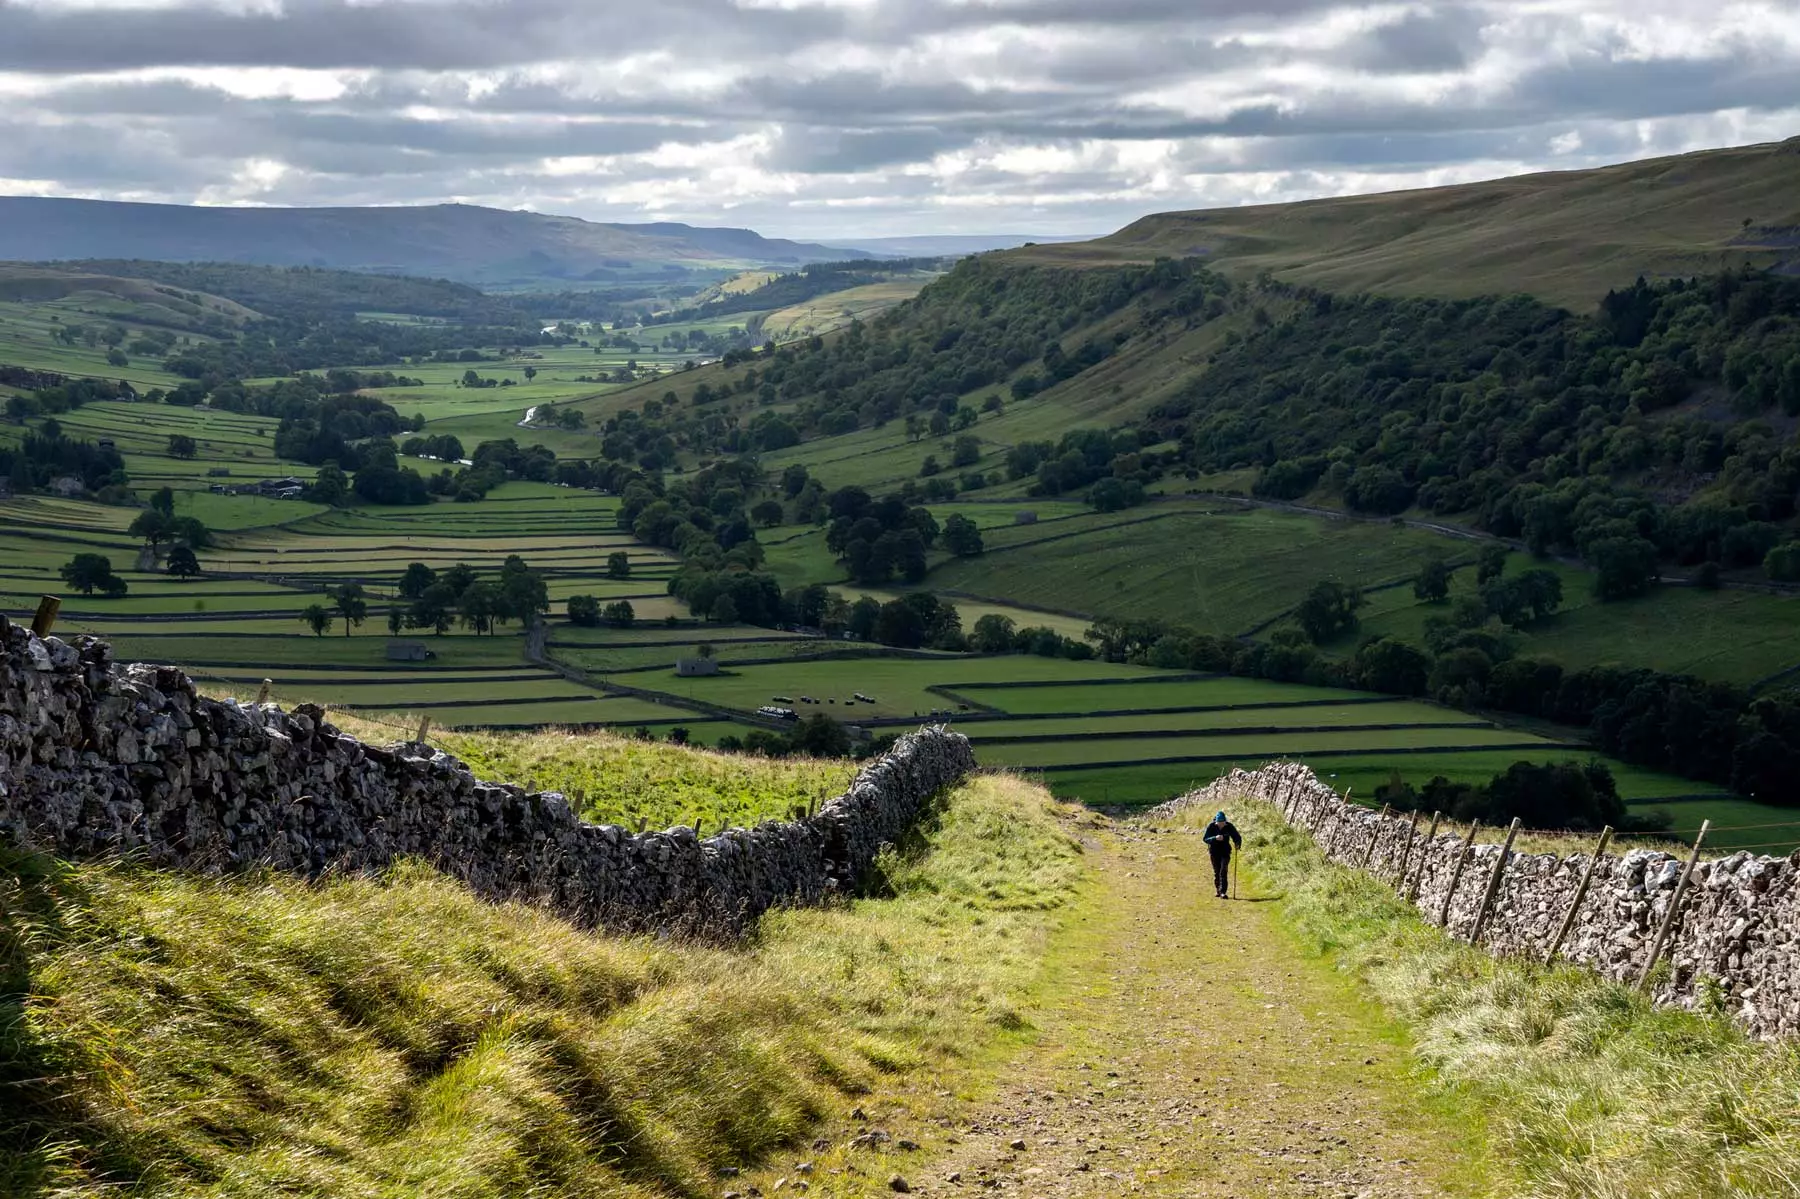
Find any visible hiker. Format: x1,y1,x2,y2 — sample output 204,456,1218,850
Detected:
1203,811,1242,898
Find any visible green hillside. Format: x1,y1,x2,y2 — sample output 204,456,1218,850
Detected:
7,139,1800,826
1015,136,1800,308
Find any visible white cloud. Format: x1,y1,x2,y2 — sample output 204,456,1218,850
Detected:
0,0,1795,237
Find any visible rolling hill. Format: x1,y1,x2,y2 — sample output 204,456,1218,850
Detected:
0,264,260,327
0,198,869,287
1016,136,1800,308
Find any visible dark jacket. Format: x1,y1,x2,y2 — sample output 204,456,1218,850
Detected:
1204,819,1242,856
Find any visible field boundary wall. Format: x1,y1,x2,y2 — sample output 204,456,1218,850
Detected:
0,618,976,934
1151,761,1800,1040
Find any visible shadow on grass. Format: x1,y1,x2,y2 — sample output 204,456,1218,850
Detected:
1,848,156,1197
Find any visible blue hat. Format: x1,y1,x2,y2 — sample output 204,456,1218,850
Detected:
1215,811,1227,821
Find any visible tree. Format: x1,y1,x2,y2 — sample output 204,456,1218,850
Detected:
1591,536,1660,600
310,463,349,506
942,513,985,557
970,613,1017,653
1476,543,1509,585
332,583,368,636
60,553,126,596
166,434,197,459
398,562,438,600
792,714,851,758
1295,580,1362,643
711,594,739,624
606,551,632,579
170,517,211,550
1350,637,1430,696
567,594,601,626
523,365,537,382
1413,558,1451,602
952,434,981,467
129,509,173,551
602,600,636,628
751,499,785,527
459,580,500,635
299,603,333,637
386,607,405,636
166,545,201,578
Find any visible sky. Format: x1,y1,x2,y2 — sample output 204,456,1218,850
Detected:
1,0,1798,240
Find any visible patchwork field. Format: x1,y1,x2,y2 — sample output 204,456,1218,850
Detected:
928,504,1462,634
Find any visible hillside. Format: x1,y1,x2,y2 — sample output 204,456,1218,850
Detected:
1016,136,1800,308
0,264,259,327
0,198,868,287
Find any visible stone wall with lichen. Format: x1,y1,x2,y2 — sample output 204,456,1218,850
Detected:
1152,761,1800,1040
0,618,975,934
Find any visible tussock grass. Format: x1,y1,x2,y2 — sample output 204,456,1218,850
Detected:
332,712,858,831
1210,799,1800,1198
2,774,1083,1198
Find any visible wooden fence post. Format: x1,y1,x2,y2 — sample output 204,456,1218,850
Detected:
1637,820,1711,991
255,678,273,705
1437,822,1481,929
414,714,431,744
1545,826,1613,964
1394,810,1421,887
1359,804,1392,871
31,595,61,638
1406,812,1442,904
1469,818,1523,945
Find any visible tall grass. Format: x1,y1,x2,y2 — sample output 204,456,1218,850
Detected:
1219,799,1800,1198
333,712,858,831
1,775,1084,1198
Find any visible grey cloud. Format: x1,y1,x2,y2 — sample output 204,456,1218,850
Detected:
1,0,1796,238
0,0,824,72
762,126,972,173
1347,7,1488,73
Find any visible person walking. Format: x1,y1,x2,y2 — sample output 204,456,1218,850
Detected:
1203,810,1242,899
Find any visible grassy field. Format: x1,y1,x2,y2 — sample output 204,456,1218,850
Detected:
436,725,857,830
759,278,933,340
929,504,1460,634
1014,136,1800,309
1,772,1087,1197
1333,552,1800,688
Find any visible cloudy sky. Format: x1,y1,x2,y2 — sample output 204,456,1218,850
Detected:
1,0,1797,239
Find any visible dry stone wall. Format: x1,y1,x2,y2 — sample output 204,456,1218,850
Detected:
0,619,976,934
1152,761,1800,1041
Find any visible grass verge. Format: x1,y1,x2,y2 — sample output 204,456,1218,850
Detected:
1216,797,1800,1198
1,774,1084,1198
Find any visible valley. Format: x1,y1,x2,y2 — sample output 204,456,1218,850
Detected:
6,138,1800,851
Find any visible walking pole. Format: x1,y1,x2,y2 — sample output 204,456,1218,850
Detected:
1232,847,1240,900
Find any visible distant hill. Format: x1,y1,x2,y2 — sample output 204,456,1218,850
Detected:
0,199,870,288
1016,137,1800,307
823,234,1096,258
0,263,260,326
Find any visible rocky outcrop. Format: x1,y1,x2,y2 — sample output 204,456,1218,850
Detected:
1153,762,1800,1040
0,618,976,934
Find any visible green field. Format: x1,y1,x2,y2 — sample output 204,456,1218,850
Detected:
926,505,1459,634
6,235,1795,846
1332,552,1800,688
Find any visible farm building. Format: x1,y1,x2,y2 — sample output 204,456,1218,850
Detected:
676,657,722,677
385,640,431,662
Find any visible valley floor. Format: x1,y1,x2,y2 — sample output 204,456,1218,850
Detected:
743,817,1492,1197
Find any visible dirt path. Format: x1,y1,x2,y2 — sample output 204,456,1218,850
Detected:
801,821,1493,1198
